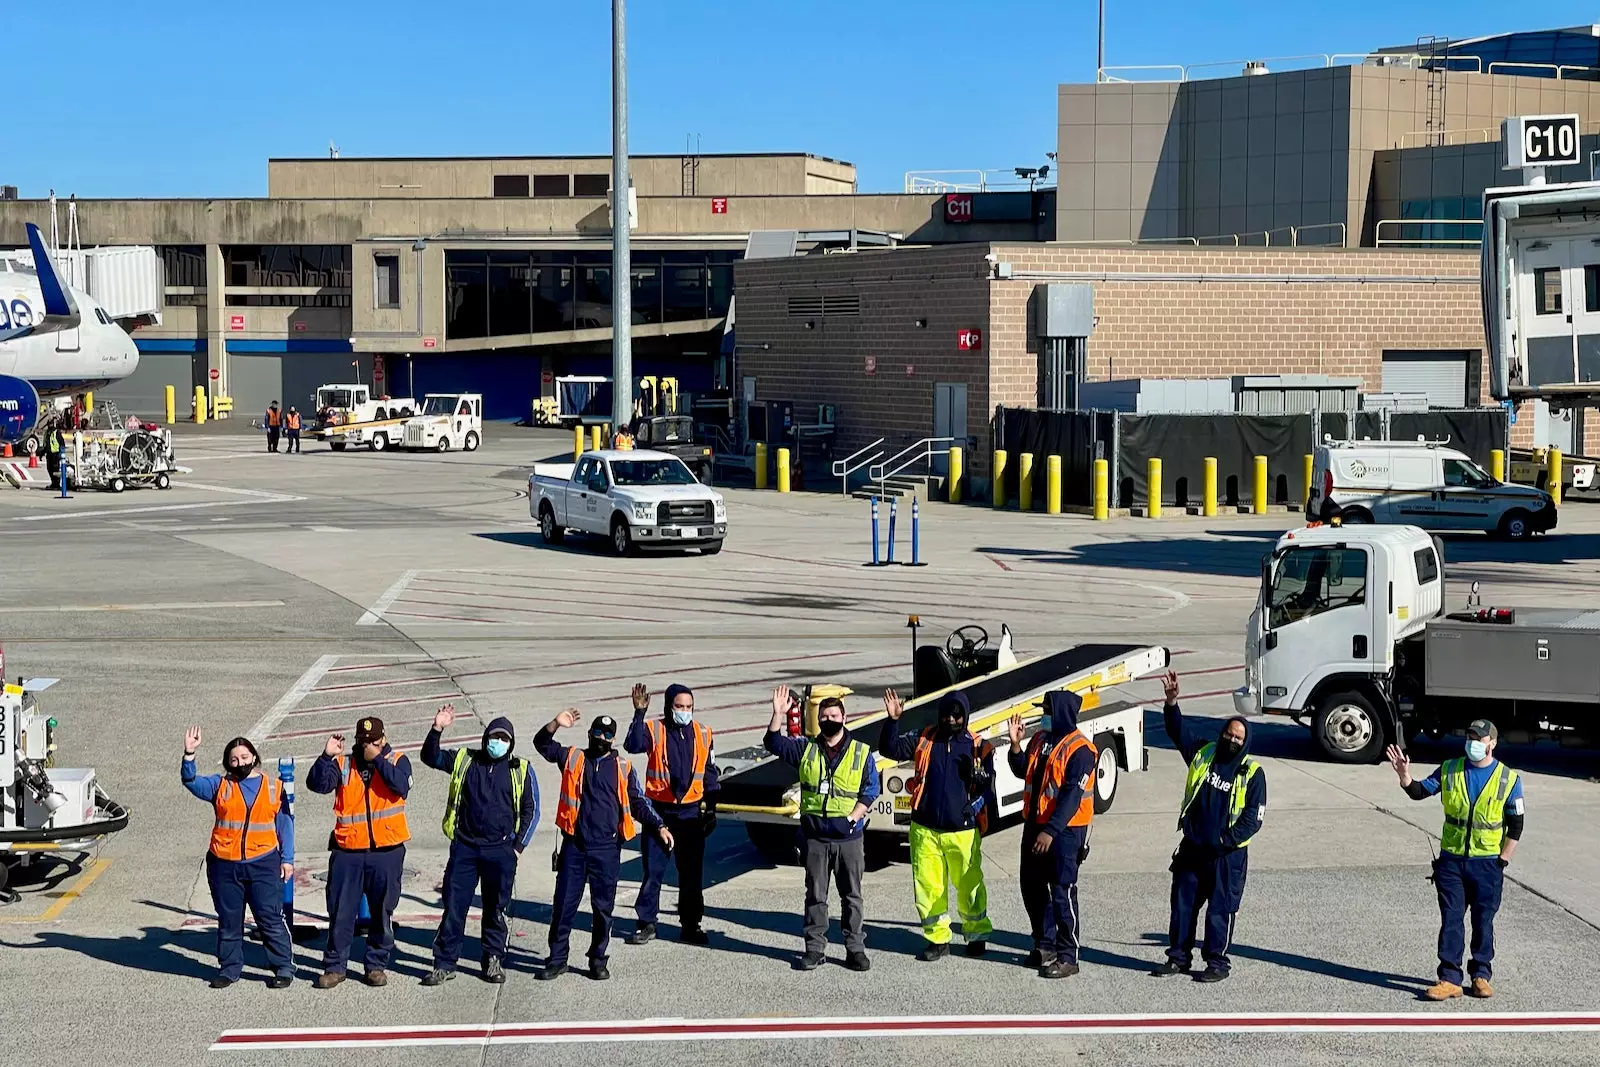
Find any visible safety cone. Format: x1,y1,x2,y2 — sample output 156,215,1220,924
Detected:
1,443,10,459
27,452,37,468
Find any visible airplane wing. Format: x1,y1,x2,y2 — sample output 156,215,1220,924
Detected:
0,223,81,342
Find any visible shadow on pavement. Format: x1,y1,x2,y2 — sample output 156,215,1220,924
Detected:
1137,933,1429,992
2,926,255,982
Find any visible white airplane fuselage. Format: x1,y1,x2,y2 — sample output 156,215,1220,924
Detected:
0,269,139,396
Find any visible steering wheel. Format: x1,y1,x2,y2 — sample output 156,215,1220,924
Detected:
945,625,990,662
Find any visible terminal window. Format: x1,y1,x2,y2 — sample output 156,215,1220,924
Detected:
1535,268,1563,315
573,173,610,198
374,254,401,308
533,174,571,197
492,174,530,198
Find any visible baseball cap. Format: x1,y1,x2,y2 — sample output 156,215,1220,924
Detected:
354,716,386,744
589,715,618,739
1466,719,1498,741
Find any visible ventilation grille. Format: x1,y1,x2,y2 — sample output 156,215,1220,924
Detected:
787,293,859,318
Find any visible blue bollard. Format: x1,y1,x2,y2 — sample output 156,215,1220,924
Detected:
886,498,898,564
906,497,927,567
58,461,70,499
278,757,296,926
870,497,881,566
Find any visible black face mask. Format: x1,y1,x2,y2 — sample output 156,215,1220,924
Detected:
588,733,614,754
818,719,845,740
1217,738,1243,761
226,761,255,781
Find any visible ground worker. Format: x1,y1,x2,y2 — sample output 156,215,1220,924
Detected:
625,682,718,946
1152,670,1265,983
45,420,66,489
181,726,295,989
284,406,302,454
264,401,282,453
1387,720,1525,1001
1007,689,1097,978
763,684,878,973
879,688,995,961
305,716,412,989
419,705,538,987
533,709,669,981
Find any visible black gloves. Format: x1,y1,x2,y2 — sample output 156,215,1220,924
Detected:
701,808,717,836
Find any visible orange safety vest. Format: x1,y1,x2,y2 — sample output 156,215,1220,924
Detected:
1022,729,1095,829
554,749,638,841
285,412,301,431
209,775,283,862
331,753,410,849
908,726,994,833
643,720,712,805
266,408,281,427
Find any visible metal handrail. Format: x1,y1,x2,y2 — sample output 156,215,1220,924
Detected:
868,436,954,485
1487,61,1592,80
1374,218,1484,247
832,437,886,495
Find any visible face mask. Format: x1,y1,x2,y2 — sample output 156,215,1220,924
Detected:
589,733,614,753
818,719,844,740
226,761,255,780
1039,715,1052,732
671,709,692,726
486,738,510,760
1466,739,1489,762
1217,738,1243,761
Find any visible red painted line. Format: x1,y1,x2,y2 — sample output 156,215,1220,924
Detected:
385,609,498,623
388,733,482,754
278,692,460,717
412,576,782,623
311,674,449,693
466,650,863,700
325,659,432,673
267,714,442,742
1177,687,1237,701
1180,664,1245,678
452,651,673,681
397,591,657,625
986,555,1014,572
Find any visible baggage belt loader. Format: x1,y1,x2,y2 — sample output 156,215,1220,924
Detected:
716,628,1167,862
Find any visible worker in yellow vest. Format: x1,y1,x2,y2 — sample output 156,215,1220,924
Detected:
1388,720,1525,1000
533,708,670,981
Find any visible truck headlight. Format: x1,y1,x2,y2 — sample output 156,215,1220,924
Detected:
713,498,726,520
887,775,904,793
632,502,652,521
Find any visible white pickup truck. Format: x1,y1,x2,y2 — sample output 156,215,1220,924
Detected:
529,449,727,556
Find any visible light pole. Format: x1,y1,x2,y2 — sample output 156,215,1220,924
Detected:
1097,0,1105,81
611,0,633,434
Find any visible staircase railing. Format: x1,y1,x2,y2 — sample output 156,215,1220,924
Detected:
867,436,954,487
831,437,885,495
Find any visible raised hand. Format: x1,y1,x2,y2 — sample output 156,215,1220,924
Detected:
184,725,203,756
631,683,649,711
884,688,905,721
433,704,455,731
772,685,792,718
325,734,345,758
1007,713,1025,750
1386,743,1411,784
1162,670,1180,705
555,707,582,730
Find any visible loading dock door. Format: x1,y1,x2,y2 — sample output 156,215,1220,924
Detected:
932,382,967,476
1381,351,1468,409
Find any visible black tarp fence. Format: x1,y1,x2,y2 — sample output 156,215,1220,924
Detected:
993,406,1510,509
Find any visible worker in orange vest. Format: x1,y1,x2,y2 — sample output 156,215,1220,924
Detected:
1007,690,1097,978
625,682,718,946
305,716,412,989
182,726,295,989
264,402,282,453
532,708,670,981
284,407,302,454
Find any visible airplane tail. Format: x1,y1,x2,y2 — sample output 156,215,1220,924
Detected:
0,223,80,342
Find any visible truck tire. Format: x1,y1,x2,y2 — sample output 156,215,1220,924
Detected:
21,433,40,457
746,824,802,866
702,539,724,555
611,516,637,556
155,471,171,490
330,442,346,452
1091,731,1120,814
1497,508,1532,540
1312,689,1386,763
464,431,480,452
109,476,126,494
864,830,904,866
370,432,388,452
435,436,450,453
539,504,565,545
699,463,714,486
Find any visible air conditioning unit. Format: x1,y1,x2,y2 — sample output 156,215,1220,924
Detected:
0,186,18,200
1243,60,1271,76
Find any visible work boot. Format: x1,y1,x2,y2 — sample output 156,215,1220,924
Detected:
314,971,346,990
1149,959,1188,977
965,940,988,958
420,968,455,987
1025,949,1050,968
845,951,871,972
1195,967,1229,984
918,942,950,962
794,952,825,972
537,963,568,981
590,963,611,981
681,925,710,946
1040,959,1080,979
483,957,505,984
363,969,388,987
266,975,293,990
1468,978,1494,999
1423,980,1464,1001
208,976,237,989
626,922,656,945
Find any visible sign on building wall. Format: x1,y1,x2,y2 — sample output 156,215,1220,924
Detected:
711,197,729,214
957,328,983,350
864,354,877,375
1502,114,1581,169
945,194,973,223
422,337,438,349
905,364,915,376
229,314,244,331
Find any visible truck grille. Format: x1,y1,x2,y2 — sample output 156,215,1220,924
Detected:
404,424,424,446
658,500,712,524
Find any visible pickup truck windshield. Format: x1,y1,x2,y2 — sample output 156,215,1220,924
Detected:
609,459,698,486
1268,545,1368,628
421,397,456,416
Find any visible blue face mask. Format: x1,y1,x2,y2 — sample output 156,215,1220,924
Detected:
1039,714,1052,732
1465,739,1489,762
672,708,692,726
486,737,510,760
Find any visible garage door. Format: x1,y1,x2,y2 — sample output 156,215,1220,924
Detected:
97,353,201,419
229,354,285,420
1381,350,1468,408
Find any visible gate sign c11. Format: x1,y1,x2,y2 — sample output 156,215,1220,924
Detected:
1502,114,1581,170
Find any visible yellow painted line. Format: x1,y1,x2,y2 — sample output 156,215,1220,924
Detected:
0,857,111,923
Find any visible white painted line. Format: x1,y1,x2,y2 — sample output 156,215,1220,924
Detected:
358,569,419,626
0,600,284,614
165,481,299,500
246,655,341,743
12,495,306,521
212,1011,1600,1051
306,525,353,533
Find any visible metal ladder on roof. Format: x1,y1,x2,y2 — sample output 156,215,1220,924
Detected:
1419,35,1449,148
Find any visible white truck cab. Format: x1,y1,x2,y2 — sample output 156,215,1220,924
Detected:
1308,439,1555,539
401,393,483,452
314,384,418,451
529,449,726,555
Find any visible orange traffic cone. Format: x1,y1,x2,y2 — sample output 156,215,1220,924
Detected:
1,443,11,458
27,452,37,468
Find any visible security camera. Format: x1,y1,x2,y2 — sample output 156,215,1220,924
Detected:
983,252,998,264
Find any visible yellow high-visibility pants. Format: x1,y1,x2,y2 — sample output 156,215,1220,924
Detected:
909,823,992,944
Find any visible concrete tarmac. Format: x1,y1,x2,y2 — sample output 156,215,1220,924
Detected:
3,425,1599,1065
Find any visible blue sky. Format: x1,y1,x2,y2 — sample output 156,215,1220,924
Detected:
10,1,1600,198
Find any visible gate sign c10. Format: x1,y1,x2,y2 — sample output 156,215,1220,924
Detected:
1502,114,1581,170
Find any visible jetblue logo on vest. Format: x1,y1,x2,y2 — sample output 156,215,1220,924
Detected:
1205,770,1234,793
0,298,35,331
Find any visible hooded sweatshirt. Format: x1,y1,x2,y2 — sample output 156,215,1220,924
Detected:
1008,690,1098,837
1164,701,1266,853
879,691,994,832
422,715,540,851
624,684,720,818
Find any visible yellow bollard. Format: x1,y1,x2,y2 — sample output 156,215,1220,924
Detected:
84,391,93,416
587,425,599,451
574,424,585,460
1093,459,1108,520
1550,448,1563,507
1253,455,1268,515
776,447,791,493
195,385,206,425
948,446,963,503
1047,455,1062,514
1018,452,1035,512
992,449,1008,508
1203,456,1218,517
1303,453,1313,512
1490,448,1505,483
755,442,769,490
164,385,176,425
1146,457,1162,519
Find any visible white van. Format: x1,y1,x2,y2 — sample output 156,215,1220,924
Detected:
1307,440,1556,539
